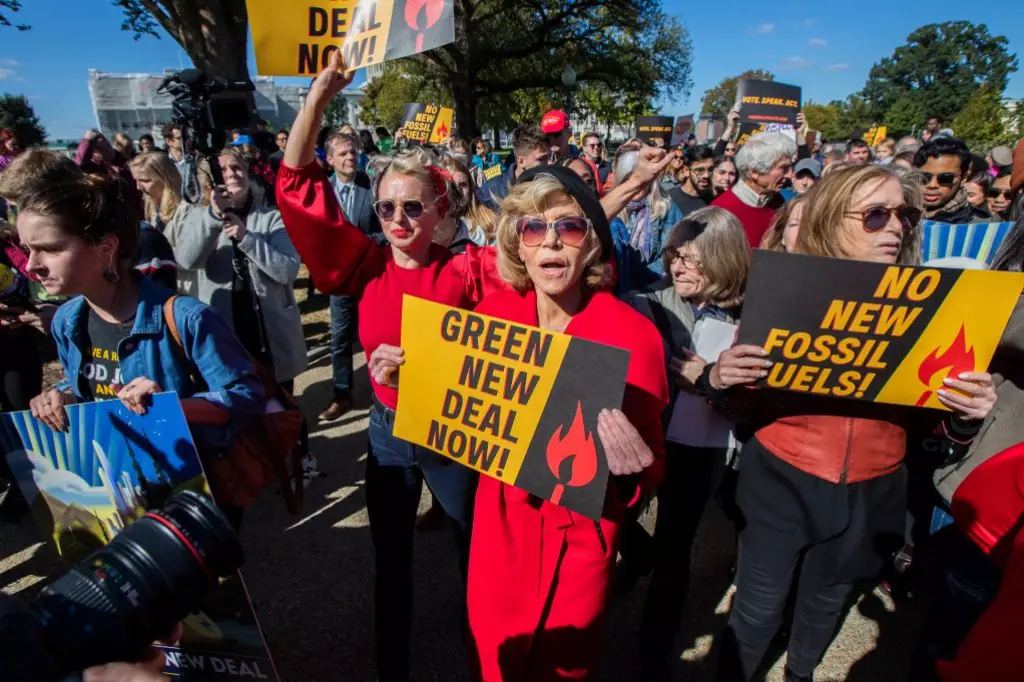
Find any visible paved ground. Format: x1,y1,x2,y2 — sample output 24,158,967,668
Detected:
0,289,926,681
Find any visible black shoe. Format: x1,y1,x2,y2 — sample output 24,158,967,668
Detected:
784,668,812,682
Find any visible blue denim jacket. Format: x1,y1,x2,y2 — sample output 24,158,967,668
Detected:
51,276,266,422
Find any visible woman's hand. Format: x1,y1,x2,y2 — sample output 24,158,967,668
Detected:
30,389,76,432
709,344,772,390
18,304,57,336
939,372,997,422
368,344,404,389
308,49,354,110
117,378,163,416
669,348,707,389
222,213,247,241
210,185,233,217
597,409,654,476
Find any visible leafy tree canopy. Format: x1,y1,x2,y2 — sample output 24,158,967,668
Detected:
700,69,774,121
0,93,46,146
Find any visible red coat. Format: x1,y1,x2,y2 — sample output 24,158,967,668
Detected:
466,288,668,682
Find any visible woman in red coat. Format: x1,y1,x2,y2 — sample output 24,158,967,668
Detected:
378,165,669,679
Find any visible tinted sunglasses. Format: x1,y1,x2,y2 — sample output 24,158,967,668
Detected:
847,206,922,232
373,199,426,220
920,172,958,187
515,216,591,247
987,188,1014,199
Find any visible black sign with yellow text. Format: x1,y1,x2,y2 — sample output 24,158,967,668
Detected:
736,80,801,126
737,251,1024,409
636,116,675,147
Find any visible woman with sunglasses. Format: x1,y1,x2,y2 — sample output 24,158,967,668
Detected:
986,168,1017,220
706,165,997,682
458,165,668,681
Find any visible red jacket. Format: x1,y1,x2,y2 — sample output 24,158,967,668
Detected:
710,186,783,247
467,289,668,682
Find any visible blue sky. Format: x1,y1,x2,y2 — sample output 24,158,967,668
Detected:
1,0,1022,140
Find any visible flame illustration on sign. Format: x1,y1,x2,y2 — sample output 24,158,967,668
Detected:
404,0,445,53
546,402,598,506
915,324,976,406
434,120,449,140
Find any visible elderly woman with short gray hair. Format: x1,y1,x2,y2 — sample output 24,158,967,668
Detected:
711,131,796,247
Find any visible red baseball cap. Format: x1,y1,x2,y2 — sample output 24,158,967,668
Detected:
541,110,570,134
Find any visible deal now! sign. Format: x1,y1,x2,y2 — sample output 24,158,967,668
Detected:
394,296,630,519
248,0,455,76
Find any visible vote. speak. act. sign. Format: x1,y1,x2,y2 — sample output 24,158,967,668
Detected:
393,296,630,520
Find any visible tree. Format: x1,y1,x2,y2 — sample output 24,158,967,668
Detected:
114,0,250,82
576,83,632,137
323,95,350,129
882,97,926,138
0,94,46,146
835,95,874,139
951,87,1017,152
358,61,454,134
861,21,1019,125
700,69,774,121
802,101,844,141
406,0,693,136
0,0,29,30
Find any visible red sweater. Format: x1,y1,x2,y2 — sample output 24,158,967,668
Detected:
276,161,505,408
711,186,784,247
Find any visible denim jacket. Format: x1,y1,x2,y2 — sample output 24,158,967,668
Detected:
51,276,266,422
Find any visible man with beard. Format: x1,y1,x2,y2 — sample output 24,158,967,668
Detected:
915,137,991,223
667,146,714,217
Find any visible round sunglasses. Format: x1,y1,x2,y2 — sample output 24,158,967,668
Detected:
845,206,921,232
515,216,592,247
373,199,427,221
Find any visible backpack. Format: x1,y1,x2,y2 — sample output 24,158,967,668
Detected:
162,296,305,514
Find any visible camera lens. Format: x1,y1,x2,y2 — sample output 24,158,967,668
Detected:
30,490,243,676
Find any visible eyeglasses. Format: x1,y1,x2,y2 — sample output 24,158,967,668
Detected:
373,199,427,221
845,206,922,232
987,188,1014,199
920,172,959,187
669,251,703,272
690,167,713,176
515,216,591,247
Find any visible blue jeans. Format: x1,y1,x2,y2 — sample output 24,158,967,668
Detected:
330,294,357,396
366,401,476,682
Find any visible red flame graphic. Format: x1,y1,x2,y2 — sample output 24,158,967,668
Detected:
435,120,449,140
546,402,598,506
404,0,445,53
915,324,977,406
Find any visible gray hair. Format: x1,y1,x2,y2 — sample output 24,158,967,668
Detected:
734,132,797,177
613,149,672,221
895,136,921,155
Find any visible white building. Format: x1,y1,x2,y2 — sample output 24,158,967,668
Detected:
87,69,367,139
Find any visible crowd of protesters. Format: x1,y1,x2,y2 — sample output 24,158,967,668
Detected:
2,47,1024,682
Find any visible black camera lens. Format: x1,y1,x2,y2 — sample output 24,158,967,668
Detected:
30,490,243,676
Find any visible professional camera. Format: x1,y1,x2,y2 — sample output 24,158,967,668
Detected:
157,69,255,204
0,490,243,682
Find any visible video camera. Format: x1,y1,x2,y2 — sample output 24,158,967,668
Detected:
157,69,255,204
0,490,243,682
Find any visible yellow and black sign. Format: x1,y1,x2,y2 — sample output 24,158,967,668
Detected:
737,251,1024,409
483,164,504,182
636,116,674,147
393,296,631,519
736,79,801,126
398,102,453,144
247,0,455,76
861,125,888,146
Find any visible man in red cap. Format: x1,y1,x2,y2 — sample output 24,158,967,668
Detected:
541,109,576,162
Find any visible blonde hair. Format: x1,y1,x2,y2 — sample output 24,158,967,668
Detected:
614,147,672,221
371,148,451,218
795,164,923,265
129,151,183,225
495,174,611,291
760,193,809,252
662,207,750,308
438,153,498,240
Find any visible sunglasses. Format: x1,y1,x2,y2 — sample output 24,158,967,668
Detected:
920,172,959,187
846,206,922,232
515,216,591,247
373,199,426,221
987,188,1014,199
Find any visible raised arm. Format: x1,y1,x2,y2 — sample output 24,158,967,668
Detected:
600,146,673,220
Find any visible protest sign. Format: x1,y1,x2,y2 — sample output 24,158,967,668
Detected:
636,116,675,147
393,296,631,519
483,164,504,182
736,251,1024,409
0,394,278,681
921,221,1014,268
736,121,796,147
398,102,454,144
248,0,455,76
670,115,694,147
736,80,801,126
696,118,724,145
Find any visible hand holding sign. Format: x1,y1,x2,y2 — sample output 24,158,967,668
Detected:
309,50,355,108
597,409,654,476
937,372,996,420
369,344,405,388
710,345,772,389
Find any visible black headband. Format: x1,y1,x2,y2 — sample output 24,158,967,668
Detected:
517,164,613,261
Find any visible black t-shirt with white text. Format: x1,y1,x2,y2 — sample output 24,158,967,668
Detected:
81,309,134,400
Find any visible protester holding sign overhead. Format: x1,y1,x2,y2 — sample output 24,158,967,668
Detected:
705,164,997,682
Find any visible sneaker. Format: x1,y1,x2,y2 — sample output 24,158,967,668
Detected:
301,453,320,489
318,394,353,422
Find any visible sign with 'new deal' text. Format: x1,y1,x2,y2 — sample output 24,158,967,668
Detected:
393,296,631,520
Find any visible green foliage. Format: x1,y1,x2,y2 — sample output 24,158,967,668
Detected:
951,87,1018,152
0,0,29,30
358,62,453,134
700,69,774,120
323,96,350,129
0,93,46,146
861,21,1019,125
803,101,843,141
882,98,926,138
834,95,874,140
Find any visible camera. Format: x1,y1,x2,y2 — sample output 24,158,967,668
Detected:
0,490,243,682
158,69,255,203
